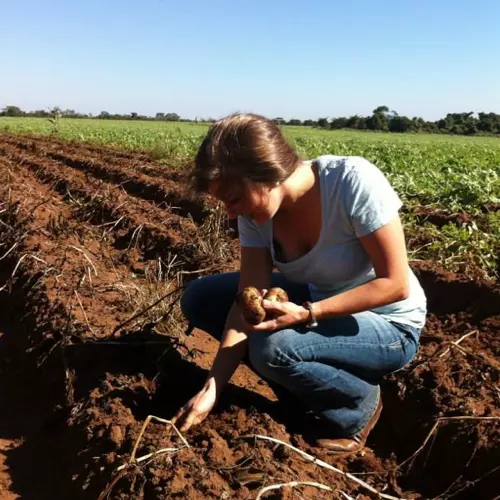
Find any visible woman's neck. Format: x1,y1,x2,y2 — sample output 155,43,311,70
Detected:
278,161,317,213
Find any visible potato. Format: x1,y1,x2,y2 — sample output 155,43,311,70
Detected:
238,286,288,325
264,287,289,303
263,287,289,319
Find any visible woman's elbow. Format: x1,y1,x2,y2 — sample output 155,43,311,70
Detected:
394,280,410,301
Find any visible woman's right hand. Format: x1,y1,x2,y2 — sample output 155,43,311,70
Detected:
173,378,218,432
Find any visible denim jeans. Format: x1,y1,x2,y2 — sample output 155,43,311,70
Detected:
181,272,420,437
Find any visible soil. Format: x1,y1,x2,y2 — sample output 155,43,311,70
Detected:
0,133,498,500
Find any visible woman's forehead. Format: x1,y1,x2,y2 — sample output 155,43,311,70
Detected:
209,179,246,200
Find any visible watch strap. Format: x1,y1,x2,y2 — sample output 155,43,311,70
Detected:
302,301,318,328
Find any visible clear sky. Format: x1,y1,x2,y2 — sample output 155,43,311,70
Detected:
1,0,499,121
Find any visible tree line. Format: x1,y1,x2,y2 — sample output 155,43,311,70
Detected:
0,106,183,123
2,104,500,136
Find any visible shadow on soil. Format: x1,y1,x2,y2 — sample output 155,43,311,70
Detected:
0,291,276,499
1,264,499,499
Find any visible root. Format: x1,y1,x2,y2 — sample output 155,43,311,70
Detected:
98,414,190,500
255,480,336,499
240,434,402,500
438,330,478,358
74,290,96,336
399,416,500,470
67,245,98,276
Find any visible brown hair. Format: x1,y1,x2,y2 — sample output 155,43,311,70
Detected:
192,113,301,193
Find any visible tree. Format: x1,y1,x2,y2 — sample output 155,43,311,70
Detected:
2,105,24,117
31,109,50,117
317,117,329,128
346,115,362,129
287,119,302,126
388,115,413,133
366,114,383,130
165,113,180,122
357,117,368,130
273,117,285,125
156,112,165,120
373,105,389,115
330,117,348,129
477,112,500,133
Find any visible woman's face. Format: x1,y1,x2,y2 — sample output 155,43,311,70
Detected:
208,179,282,224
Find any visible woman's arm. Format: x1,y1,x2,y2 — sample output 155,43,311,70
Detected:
207,246,273,394
173,246,272,431
312,216,409,320
253,217,410,330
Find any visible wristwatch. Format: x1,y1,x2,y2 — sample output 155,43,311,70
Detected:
302,301,318,328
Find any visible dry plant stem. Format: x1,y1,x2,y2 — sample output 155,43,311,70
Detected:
112,286,183,334
67,245,98,276
438,330,478,358
116,447,179,471
0,241,19,260
337,492,357,500
62,295,76,407
399,416,500,469
255,481,334,499
129,415,190,464
99,415,190,499
452,343,500,372
440,464,500,500
74,290,96,336
240,434,402,500
97,469,128,500
11,254,28,277
128,224,144,250
178,265,221,276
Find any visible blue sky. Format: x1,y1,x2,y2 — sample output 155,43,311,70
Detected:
1,0,499,120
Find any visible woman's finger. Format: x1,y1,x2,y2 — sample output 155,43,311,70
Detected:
173,404,191,427
262,299,287,312
251,318,278,331
179,411,198,432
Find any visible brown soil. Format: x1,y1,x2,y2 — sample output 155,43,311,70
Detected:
0,134,498,500
410,207,471,228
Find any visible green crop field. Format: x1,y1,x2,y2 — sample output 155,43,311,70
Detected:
2,116,499,277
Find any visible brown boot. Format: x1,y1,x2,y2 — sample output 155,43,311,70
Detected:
314,396,383,455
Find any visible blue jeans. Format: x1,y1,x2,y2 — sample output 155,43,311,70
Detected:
181,272,420,437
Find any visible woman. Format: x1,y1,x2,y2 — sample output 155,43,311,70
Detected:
175,113,427,454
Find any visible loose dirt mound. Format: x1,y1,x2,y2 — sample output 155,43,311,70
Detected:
0,134,498,500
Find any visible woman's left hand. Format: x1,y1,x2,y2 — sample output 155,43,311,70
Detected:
250,299,308,331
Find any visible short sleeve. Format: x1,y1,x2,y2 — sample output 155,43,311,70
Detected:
342,159,402,237
237,216,267,248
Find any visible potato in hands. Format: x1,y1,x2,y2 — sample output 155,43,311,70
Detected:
237,286,289,325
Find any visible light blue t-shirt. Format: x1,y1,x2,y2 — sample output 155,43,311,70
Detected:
237,155,427,329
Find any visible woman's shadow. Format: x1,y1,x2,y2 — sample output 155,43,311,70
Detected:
1,322,289,500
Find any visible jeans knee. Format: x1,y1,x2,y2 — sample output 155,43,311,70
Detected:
180,279,201,323
248,330,294,377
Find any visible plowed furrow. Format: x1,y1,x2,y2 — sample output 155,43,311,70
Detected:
1,157,178,342
1,146,223,269
1,134,210,220
47,151,209,220
1,133,155,163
